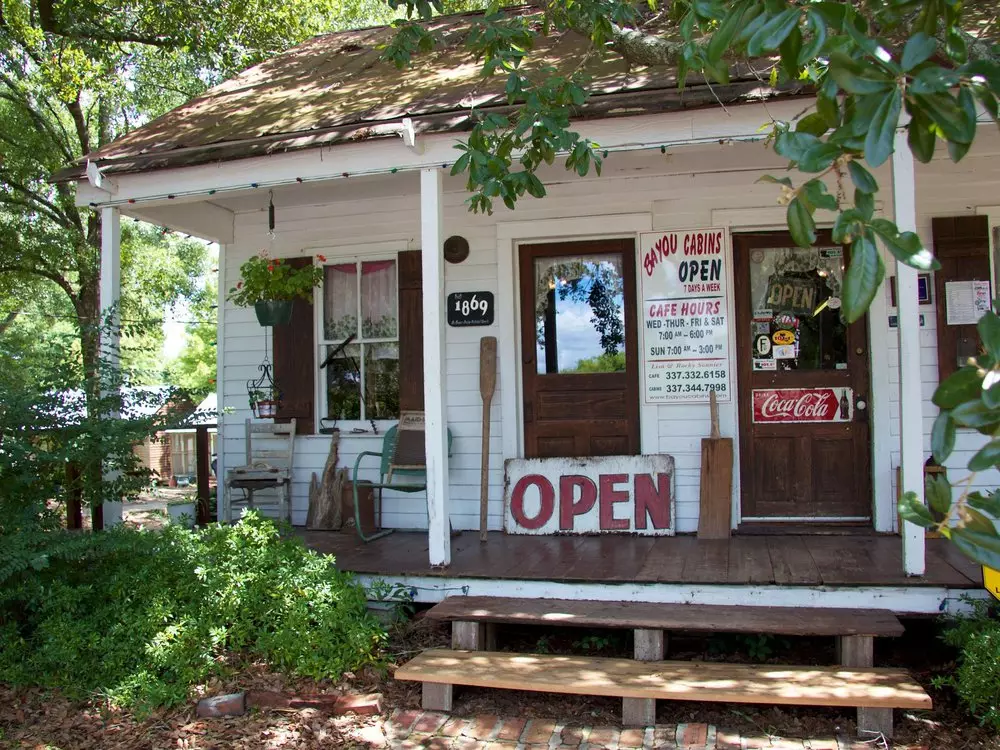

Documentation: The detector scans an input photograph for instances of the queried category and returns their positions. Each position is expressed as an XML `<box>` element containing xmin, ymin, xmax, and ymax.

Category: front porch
<box><xmin>300</xmin><ymin>530</ymin><xmax>984</xmax><ymax>613</ymax></box>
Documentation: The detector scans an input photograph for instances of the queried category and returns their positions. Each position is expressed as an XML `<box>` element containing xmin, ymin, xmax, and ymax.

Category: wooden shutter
<box><xmin>397</xmin><ymin>250</ymin><xmax>424</xmax><ymax>412</ymax></box>
<box><xmin>273</xmin><ymin>257</ymin><xmax>315</xmax><ymax>434</ymax></box>
<box><xmin>931</xmin><ymin>216</ymin><xmax>991</xmax><ymax>383</ymax></box>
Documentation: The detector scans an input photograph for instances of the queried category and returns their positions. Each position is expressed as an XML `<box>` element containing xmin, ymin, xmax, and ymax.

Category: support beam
<box><xmin>892</xmin><ymin>128</ymin><xmax>925</xmax><ymax>576</ymax></box>
<box><xmin>421</xmin><ymin>167</ymin><xmax>451</xmax><ymax>567</ymax></box>
<box><xmin>99</xmin><ymin>206</ymin><xmax>123</xmax><ymax>527</ymax></box>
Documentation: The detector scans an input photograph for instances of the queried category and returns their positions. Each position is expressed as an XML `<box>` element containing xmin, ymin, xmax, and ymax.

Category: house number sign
<box><xmin>447</xmin><ymin>292</ymin><xmax>494</xmax><ymax>327</ymax></box>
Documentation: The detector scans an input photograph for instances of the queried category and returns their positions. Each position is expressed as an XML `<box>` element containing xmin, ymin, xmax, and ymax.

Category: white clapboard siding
<box><xmin>219</xmin><ymin>127</ymin><xmax>1000</xmax><ymax>537</ymax></box>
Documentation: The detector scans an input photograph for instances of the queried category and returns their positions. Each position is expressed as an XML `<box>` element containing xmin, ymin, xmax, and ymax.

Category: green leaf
<box><xmin>898</xmin><ymin>491</ymin><xmax>936</xmax><ymax>528</ymax></box>
<box><xmin>450</xmin><ymin>152</ymin><xmax>471</xmax><ymax>176</ymax></box>
<box><xmin>854</xmin><ymin>189</ymin><xmax>874</xmax><ymax>220</ymax></box>
<box><xmin>914</xmin><ymin>92</ymin><xmax>974</xmax><ymax>144</ymax></box>
<box><xmin>773</xmin><ymin>129</ymin><xmax>820</xmax><ymax>162</ymax></box>
<box><xmin>931</xmin><ymin>410</ymin><xmax>956</xmax><ymax>463</ymax></box>
<box><xmin>934</xmin><ymin>367</ymin><xmax>985</xmax><ymax>409</ymax></box>
<box><xmin>907</xmin><ymin>114</ymin><xmax>937</xmax><ymax>163</ymax></box>
<box><xmin>842</xmin><ymin>234</ymin><xmax>883</xmax><ymax>323</ymax></box>
<box><xmin>801</xmin><ymin>179</ymin><xmax>838</xmax><ymax>211</ymax></box>
<box><xmin>864</xmin><ymin>88</ymin><xmax>901</xmax><ymax>168</ymax></box>
<box><xmin>828</xmin><ymin>51</ymin><xmax>894</xmax><ymax>95</ymax></box>
<box><xmin>796</xmin><ymin>112</ymin><xmax>829</xmax><ymax>137</ymax></box>
<box><xmin>901</xmin><ymin>32</ymin><xmax>936</xmax><ymax>72</ymax></box>
<box><xmin>757</xmin><ymin>174</ymin><xmax>794</xmax><ymax>187</ymax></box>
<box><xmin>951</xmin><ymin>400</ymin><xmax>1000</xmax><ymax>429</ymax></box>
<box><xmin>969</xmin><ymin>491</ymin><xmax>1000</xmax><ymax>520</ymax></box>
<box><xmin>787</xmin><ymin>197</ymin><xmax>816</xmax><ymax>248</ymax></box>
<box><xmin>925</xmin><ymin>473</ymin><xmax>952</xmax><ymax>516</ymax></box>
<box><xmin>747</xmin><ymin>8</ymin><xmax>801</xmax><ymax>56</ymax></box>
<box><xmin>797</xmin><ymin>10</ymin><xmax>827</xmax><ymax>68</ymax></box>
<box><xmin>869</xmin><ymin>219</ymin><xmax>938</xmax><ymax>270</ymax></box>
<box><xmin>847</xmin><ymin>161</ymin><xmax>878</xmax><ymax>193</ymax></box>
<box><xmin>707</xmin><ymin>4</ymin><xmax>747</xmax><ymax>62</ymax></box>
<box><xmin>951</xmin><ymin>528</ymin><xmax>1000</xmax><ymax>570</ymax></box>
<box><xmin>797</xmin><ymin>142</ymin><xmax>841</xmax><ymax>172</ymax></box>
<box><xmin>816</xmin><ymin>92</ymin><xmax>840</xmax><ymax>127</ymax></box>
<box><xmin>969</xmin><ymin>439</ymin><xmax>1000</xmax><ymax>472</ymax></box>
<box><xmin>978</xmin><ymin>312</ymin><xmax>1000</xmax><ymax>361</ymax></box>
<box><xmin>779</xmin><ymin>25</ymin><xmax>803</xmax><ymax>80</ymax></box>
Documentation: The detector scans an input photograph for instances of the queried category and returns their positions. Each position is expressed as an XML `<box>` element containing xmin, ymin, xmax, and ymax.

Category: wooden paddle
<box><xmin>698</xmin><ymin>389</ymin><xmax>733</xmax><ymax>539</ymax></box>
<box><xmin>479</xmin><ymin>336</ymin><xmax>498</xmax><ymax>542</ymax></box>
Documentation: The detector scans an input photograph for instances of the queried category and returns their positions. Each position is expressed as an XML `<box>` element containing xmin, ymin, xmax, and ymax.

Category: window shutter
<box><xmin>273</xmin><ymin>256</ymin><xmax>315</xmax><ymax>434</ymax></box>
<box><xmin>931</xmin><ymin>216</ymin><xmax>990</xmax><ymax>383</ymax></box>
<box><xmin>397</xmin><ymin>250</ymin><xmax>424</xmax><ymax>412</ymax></box>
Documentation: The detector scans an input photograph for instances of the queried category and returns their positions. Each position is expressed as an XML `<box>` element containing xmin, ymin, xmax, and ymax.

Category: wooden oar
<box><xmin>479</xmin><ymin>336</ymin><xmax>498</xmax><ymax>542</ymax></box>
<box><xmin>698</xmin><ymin>389</ymin><xmax>733</xmax><ymax>539</ymax></box>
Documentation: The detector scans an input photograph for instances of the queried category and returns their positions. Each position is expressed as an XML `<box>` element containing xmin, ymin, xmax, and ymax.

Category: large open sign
<box><xmin>504</xmin><ymin>455</ymin><xmax>674</xmax><ymax>535</ymax></box>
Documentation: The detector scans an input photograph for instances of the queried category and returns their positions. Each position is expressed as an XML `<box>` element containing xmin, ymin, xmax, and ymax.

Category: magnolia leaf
<box><xmin>931</xmin><ymin>410</ymin><xmax>956</xmax><ymax>464</ymax></box>
<box><xmin>842</xmin><ymin>234</ymin><xmax>883</xmax><ymax>323</ymax></box>
<box><xmin>901</xmin><ymin>32</ymin><xmax>936</xmax><ymax>72</ymax></box>
<box><xmin>787</xmin><ymin>197</ymin><xmax>816</xmax><ymax>248</ymax></box>
<box><xmin>864</xmin><ymin>88</ymin><xmax>901</xmax><ymax>167</ymax></box>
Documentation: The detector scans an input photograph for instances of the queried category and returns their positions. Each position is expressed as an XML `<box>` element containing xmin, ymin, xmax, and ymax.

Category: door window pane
<box><xmin>365</xmin><ymin>342</ymin><xmax>399</xmax><ymax>419</ymax></box>
<box><xmin>325</xmin><ymin>343</ymin><xmax>362</xmax><ymax>420</ymax></box>
<box><xmin>534</xmin><ymin>254</ymin><xmax>626</xmax><ymax>374</ymax></box>
<box><xmin>748</xmin><ymin>246</ymin><xmax>847</xmax><ymax>371</ymax></box>
<box><xmin>361</xmin><ymin>260</ymin><xmax>397</xmax><ymax>338</ymax></box>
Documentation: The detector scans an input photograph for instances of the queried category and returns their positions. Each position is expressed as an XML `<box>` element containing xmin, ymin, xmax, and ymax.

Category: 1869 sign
<box><xmin>447</xmin><ymin>292</ymin><xmax>494</xmax><ymax>327</ymax></box>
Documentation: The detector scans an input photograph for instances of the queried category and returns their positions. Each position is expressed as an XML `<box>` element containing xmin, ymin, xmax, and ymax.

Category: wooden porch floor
<box><xmin>298</xmin><ymin>530</ymin><xmax>983</xmax><ymax>589</ymax></box>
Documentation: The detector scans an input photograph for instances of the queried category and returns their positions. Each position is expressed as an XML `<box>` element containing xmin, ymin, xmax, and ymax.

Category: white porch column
<box><xmin>892</xmin><ymin>130</ymin><xmax>925</xmax><ymax>575</ymax></box>
<box><xmin>99</xmin><ymin>206</ymin><xmax>123</xmax><ymax>526</ymax></box>
<box><xmin>421</xmin><ymin>167</ymin><xmax>451</xmax><ymax>566</ymax></box>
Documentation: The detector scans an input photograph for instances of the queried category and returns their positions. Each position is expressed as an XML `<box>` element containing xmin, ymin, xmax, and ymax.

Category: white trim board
<box><xmin>356</xmin><ymin>573</ymin><xmax>986</xmax><ymax>614</ymax></box>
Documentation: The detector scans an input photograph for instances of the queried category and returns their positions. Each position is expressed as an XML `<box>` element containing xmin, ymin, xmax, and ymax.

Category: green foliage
<box><xmin>164</xmin><ymin>274</ymin><xmax>218</xmax><ymax>400</ymax></box>
<box><xmin>0</xmin><ymin>514</ymin><xmax>385</xmax><ymax>711</ymax></box>
<box><xmin>227</xmin><ymin>252</ymin><xmax>324</xmax><ymax>306</ymax></box>
<box><xmin>392</xmin><ymin>0</ymin><xmax>995</xmax><ymax>323</ymax></box>
<box><xmin>567</xmin><ymin>351</ymin><xmax>626</xmax><ymax>373</ymax></box>
<box><xmin>935</xmin><ymin>602</ymin><xmax>1000</xmax><ymax>730</ymax></box>
<box><xmin>898</xmin><ymin>307</ymin><xmax>1000</xmax><ymax>567</ymax></box>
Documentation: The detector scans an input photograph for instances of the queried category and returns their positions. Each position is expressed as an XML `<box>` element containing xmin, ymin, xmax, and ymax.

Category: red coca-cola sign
<box><xmin>752</xmin><ymin>388</ymin><xmax>853</xmax><ymax>424</ymax></box>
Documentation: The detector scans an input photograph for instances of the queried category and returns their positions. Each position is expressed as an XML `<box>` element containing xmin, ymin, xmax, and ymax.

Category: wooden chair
<box><xmin>351</xmin><ymin>412</ymin><xmax>452</xmax><ymax>542</ymax></box>
<box><xmin>223</xmin><ymin>419</ymin><xmax>296</xmax><ymax>522</ymax></box>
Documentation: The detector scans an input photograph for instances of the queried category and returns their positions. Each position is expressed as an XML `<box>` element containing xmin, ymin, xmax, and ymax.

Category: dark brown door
<box><xmin>519</xmin><ymin>239</ymin><xmax>640</xmax><ymax>458</ymax></box>
<box><xmin>734</xmin><ymin>233</ymin><xmax>872</xmax><ymax>520</ymax></box>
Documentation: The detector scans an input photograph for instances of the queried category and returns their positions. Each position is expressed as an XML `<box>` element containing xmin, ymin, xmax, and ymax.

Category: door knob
<box><xmin>856</xmin><ymin>399</ymin><xmax>867</xmax><ymax>411</ymax></box>
<box><xmin>855</xmin><ymin>347</ymin><xmax>864</xmax><ymax>355</ymax></box>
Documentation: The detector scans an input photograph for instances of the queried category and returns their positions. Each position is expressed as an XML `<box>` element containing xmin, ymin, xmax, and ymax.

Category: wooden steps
<box><xmin>396</xmin><ymin>649</ymin><xmax>932</xmax><ymax>709</ymax></box>
<box><xmin>424</xmin><ymin>596</ymin><xmax>904</xmax><ymax>637</ymax></box>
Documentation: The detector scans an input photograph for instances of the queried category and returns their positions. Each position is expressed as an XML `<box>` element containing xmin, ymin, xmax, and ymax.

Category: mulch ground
<box><xmin>3</xmin><ymin>610</ymin><xmax>999</xmax><ymax>749</ymax></box>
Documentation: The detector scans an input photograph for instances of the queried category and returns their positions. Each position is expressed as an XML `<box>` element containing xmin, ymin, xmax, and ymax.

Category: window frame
<box><xmin>313</xmin><ymin>245</ymin><xmax>404</xmax><ymax>431</ymax></box>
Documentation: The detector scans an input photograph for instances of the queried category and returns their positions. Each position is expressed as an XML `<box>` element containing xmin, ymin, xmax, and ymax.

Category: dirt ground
<box><xmin>3</xmin><ymin>611</ymin><xmax>999</xmax><ymax>750</ymax></box>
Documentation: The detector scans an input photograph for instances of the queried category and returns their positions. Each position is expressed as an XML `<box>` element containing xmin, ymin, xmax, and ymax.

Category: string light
<box><xmin>84</xmin><ymin>134</ymin><xmax>766</xmax><ymax>210</ymax></box>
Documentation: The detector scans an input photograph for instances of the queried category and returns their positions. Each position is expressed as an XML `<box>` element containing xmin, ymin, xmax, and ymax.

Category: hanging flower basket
<box><xmin>254</xmin><ymin>300</ymin><xmax>294</xmax><ymax>326</ymax></box>
<box><xmin>228</xmin><ymin>251</ymin><xmax>325</xmax><ymax>327</ymax></box>
<box><xmin>253</xmin><ymin>399</ymin><xmax>279</xmax><ymax>419</ymax></box>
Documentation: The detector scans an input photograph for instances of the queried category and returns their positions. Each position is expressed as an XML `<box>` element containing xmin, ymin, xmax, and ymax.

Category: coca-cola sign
<box><xmin>752</xmin><ymin>388</ymin><xmax>853</xmax><ymax>424</ymax></box>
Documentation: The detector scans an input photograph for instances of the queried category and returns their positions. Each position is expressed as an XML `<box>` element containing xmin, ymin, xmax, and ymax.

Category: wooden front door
<box><xmin>734</xmin><ymin>233</ymin><xmax>872</xmax><ymax>520</ymax></box>
<box><xmin>519</xmin><ymin>239</ymin><xmax>640</xmax><ymax>458</ymax></box>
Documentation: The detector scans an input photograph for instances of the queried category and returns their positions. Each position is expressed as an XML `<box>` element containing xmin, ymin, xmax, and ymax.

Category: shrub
<box><xmin>937</xmin><ymin>601</ymin><xmax>1000</xmax><ymax>730</ymax></box>
<box><xmin>0</xmin><ymin>513</ymin><xmax>385</xmax><ymax>711</ymax></box>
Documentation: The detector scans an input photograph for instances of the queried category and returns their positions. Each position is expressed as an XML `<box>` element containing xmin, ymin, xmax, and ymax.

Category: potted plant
<box><xmin>167</xmin><ymin>497</ymin><xmax>197</xmax><ymax>527</ymax></box>
<box><xmin>249</xmin><ymin>387</ymin><xmax>280</xmax><ymax>418</ymax></box>
<box><xmin>228</xmin><ymin>251</ymin><xmax>326</xmax><ymax>326</ymax></box>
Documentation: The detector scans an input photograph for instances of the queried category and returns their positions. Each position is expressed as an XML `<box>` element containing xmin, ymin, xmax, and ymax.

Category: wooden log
<box><xmin>623</xmin><ymin>628</ymin><xmax>666</xmax><ymax>727</ymax></box>
<box><xmin>306</xmin><ymin>432</ymin><xmax>342</xmax><ymax>530</ymax></box>
<box><xmin>839</xmin><ymin>635</ymin><xmax>891</xmax><ymax>738</ymax></box>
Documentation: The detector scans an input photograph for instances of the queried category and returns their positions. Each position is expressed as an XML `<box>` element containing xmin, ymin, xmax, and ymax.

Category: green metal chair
<box><xmin>351</xmin><ymin>424</ymin><xmax>453</xmax><ymax>542</ymax></box>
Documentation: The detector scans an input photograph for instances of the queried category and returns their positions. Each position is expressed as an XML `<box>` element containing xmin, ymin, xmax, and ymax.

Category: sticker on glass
<box><xmin>773</xmin><ymin>312</ymin><xmax>797</xmax><ymax>330</ymax></box>
<box><xmin>750</xmin><ymin>249</ymin><xmax>766</xmax><ymax>264</ymax></box>
<box><xmin>752</xmin><ymin>321</ymin><xmax>770</xmax><ymax>336</ymax></box>
<box><xmin>754</xmin><ymin>334</ymin><xmax>772</xmax><ymax>357</ymax></box>
<box><xmin>753</xmin><ymin>358</ymin><xmax>777</xmax><ymax>371</ymax></box>
<box><xmin>827</xmin><ymin>296</ymin><xmax>842</xmax><ymax>310</ymax></box>
<box><xmin>773</xmin><ymin>344</ymin><xmax>796</xmax><ymax>360</ymax></box>
<box><xmin>819</xmin><ymin>248</ymin><xmax>843</xmax><ymax>259</ymax></box>
<box><xmin>772</xmin><ymin>329</ymin><xmax>795</xmax><ymax>346</ymax></box>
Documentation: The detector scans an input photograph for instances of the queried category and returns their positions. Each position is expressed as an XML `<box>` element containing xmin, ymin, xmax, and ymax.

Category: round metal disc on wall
<box><xmin>444</xmin><ymin>235</ymin><xmax>470</xmax><ymax>264</ymax></box>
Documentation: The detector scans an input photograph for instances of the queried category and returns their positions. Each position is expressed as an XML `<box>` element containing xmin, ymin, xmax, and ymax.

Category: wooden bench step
<box><xmin>424</xmin><ymin>596</ymin><xmax>904</xmax><ymax>637</ymax></box>
<box><xmin>396</xmin><ymin>649</ymin><xmax>931</xmax><ymax>710</ymax></box>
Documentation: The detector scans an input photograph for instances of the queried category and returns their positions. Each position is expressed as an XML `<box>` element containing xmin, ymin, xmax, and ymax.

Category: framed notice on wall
<box><xmin>638</xmin><ymin>229</ymin><xmax>732</xmax><ymax>403</ymax></box>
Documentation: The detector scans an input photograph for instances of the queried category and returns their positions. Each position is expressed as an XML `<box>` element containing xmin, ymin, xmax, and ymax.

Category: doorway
<box><xmin>733</xmin><ymin>232</ymin><xmax>872</xmax><ymax>521</ymax></box>
<box><xmin>518</xmin><ymin>239</ymin><xmax>640</xmax><ymax>458</ymax></box>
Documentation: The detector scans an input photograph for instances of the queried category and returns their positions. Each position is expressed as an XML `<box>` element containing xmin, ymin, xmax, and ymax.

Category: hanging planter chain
<box><xmin>248</xmin><ymin>329</ymin><xmax>281</xmax><ymax>419</ymax></box>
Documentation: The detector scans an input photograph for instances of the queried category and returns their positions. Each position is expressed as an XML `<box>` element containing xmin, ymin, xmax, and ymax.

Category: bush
<box><xmin>0</xmin><ymin>513</ymin><xmax>385</xmax><ymax>711</ymax></box>
<box><xmin>937</xmin><ymin>601</ymin><xmax>1000</xmax><ymax>730</ymax></box>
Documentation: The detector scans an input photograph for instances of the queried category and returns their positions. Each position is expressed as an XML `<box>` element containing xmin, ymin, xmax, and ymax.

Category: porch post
<box><xmin>99</xmin><ymin>206</ymin><xmax>123</xmax><ymax>526</ymax></box>
<box><xmin>892</xmin><ymin>128</ymin><xmax>925</xmax><ymax>575</ymax></box>
<box><xmin>421</xmin><ymin>167</ymin><xmax>451</xmax><ymax>567</ymax></box>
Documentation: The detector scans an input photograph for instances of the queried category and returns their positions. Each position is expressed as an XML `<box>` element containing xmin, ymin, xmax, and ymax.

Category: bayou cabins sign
<box><xmin>504</xmin><ymin>455</ymin><xmax>675</xmax><ymax>535</ymax></box>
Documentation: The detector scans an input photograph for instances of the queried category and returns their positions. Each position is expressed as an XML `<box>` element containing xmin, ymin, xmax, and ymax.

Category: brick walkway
<box><xmin>384</xmin><ymin>709</ymin><xmax>926</xmax><ymax>750</ymax></box>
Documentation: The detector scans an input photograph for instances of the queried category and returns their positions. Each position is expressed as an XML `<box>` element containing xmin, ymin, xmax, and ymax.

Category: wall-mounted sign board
<box><xmin>638</xmin><ymin>229</ymin><xmax>732</xmax><ymax>403</ymax></box>
<box><xmin>504</xmin><ymin>455</ymin><xmax>674</xmax><ymax>535</ymax></box>
<box><xmin>752</xmin><ymin>388</ymin><xmax>853</xmax><ymax>424</ymax></box>
<box><xmin>447</xmin><ymin>292</ymin><xmax>494</xmax><ymax>327</ymax></box>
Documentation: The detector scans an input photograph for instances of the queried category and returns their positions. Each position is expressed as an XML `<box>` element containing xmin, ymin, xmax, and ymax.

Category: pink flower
<box><xmin>317</xmin><ymin>254</ymin><xmax>327</xmax><ymax>262</ymax></box>
<box><xmin>236</xmin><ymin>281</ymin><xmax>242</xmax><ymax>288</ymax></box>
<box><xmin>267</xmin><ymin>264</ymin><xmax>275</xmax><ymax>271</ymax></box>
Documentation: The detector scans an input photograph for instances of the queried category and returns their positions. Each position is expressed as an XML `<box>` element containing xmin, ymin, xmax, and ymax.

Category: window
<box><xmin>320</xmin><ymin>259</ymin><xmax>400</xmax><ymax>423</ymax></box>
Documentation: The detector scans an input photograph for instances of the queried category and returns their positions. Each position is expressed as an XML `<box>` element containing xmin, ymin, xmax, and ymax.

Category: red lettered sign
<box><xmin>752</xmin><ymin>388</ymin><xmax>853</xmax><ymax>423</ymax></box>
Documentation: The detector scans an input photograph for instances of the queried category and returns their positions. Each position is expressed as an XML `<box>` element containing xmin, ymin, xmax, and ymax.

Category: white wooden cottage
<box><xmin>59</xmin><ymin>10</ymin><xmax>998</xmax><ymax>615</ymax></box>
